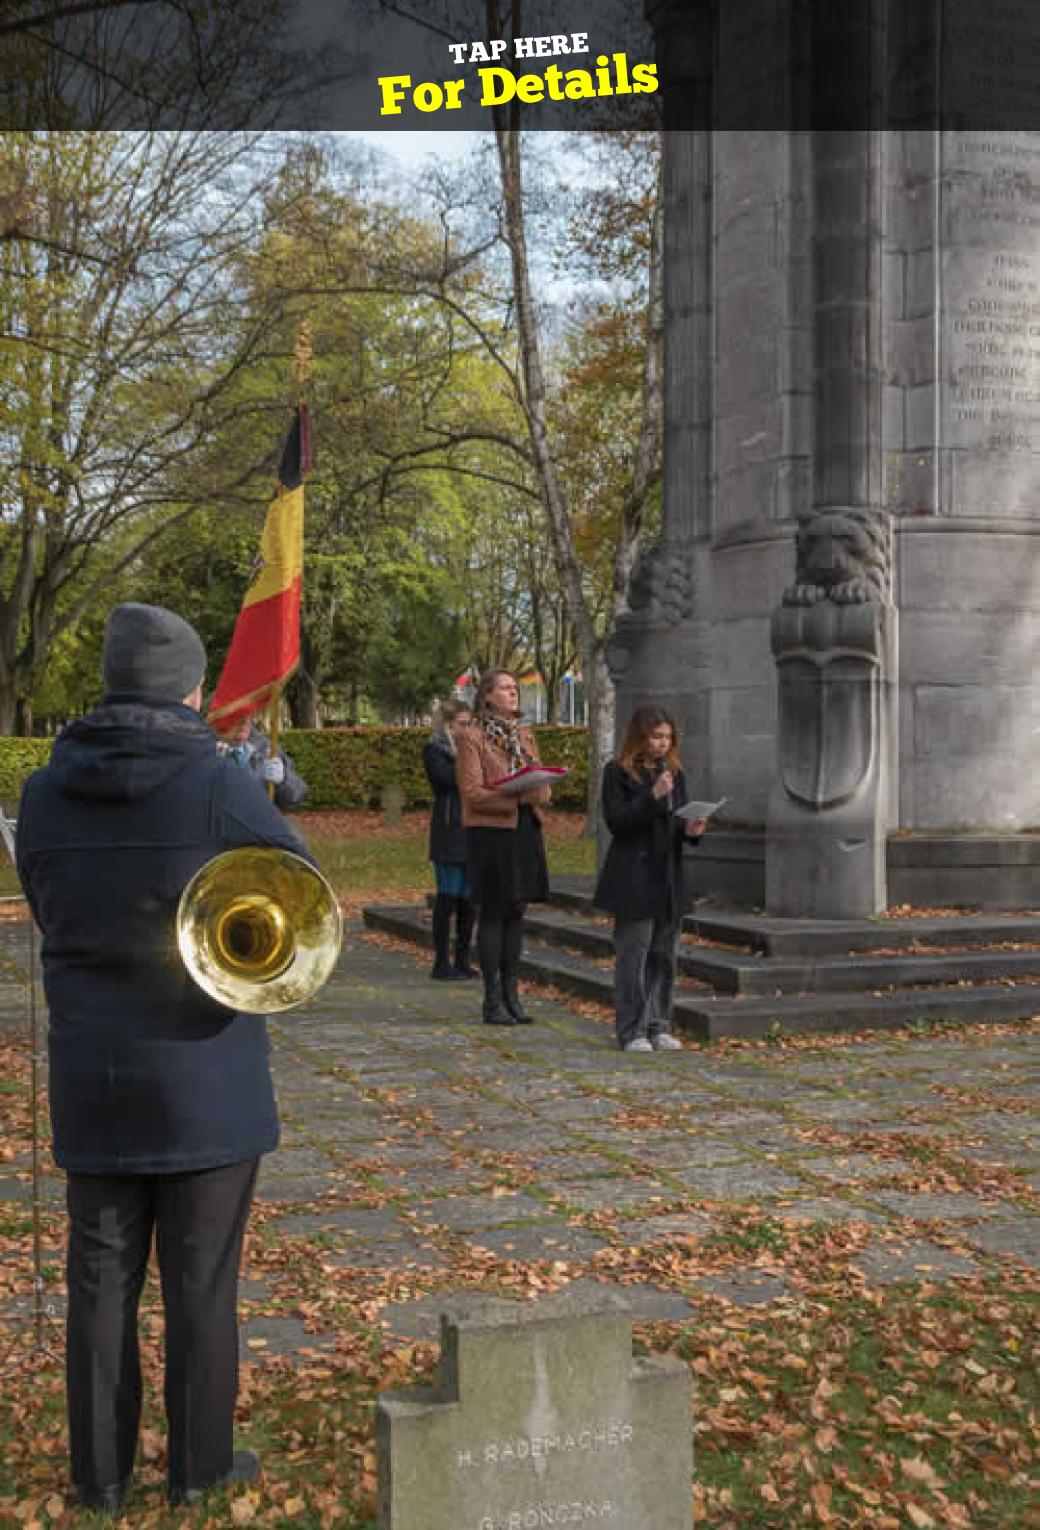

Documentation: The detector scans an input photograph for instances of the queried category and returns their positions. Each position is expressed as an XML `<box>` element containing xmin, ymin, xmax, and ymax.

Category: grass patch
<box><xmin>0</xmin><ymin>811</ymin><xmax>597</xmax><ymax>905</ymax></box>
<box><xmin>661</xmin><ymin>1276</ymin><xmax>1039</xmax><ymax>1528</ymax></box>
<box><xmin>298</xmin><ymin>810</ymin><xmax>595</xmax><ymax>895</ymax></box>
<box><xmin>703</xmin><ymin>1219</ymin><xmax>790</xmax><ymax>1256</ymax></box>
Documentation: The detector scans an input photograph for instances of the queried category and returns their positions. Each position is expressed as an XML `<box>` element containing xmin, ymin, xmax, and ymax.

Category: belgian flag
<box><xmin>209</xmin><ymin>404</ymin><xmax>310</xmax><ymax>729</ymax></box>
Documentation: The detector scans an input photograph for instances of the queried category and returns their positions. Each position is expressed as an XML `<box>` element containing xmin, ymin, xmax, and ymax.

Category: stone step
<box><xmin>690</xmin><ymin>909</ymin><xmax>1040</xmax><ymax>957</ymax></box>
<box><xmin>361</xmin><ymin>904</ymin><xmax>1040</xmax><ymax>1041</ymax></box>
<box><xmin>665</xmin><ymin>985</ymin><xmax>1040</xmax><ymax>1043</ymax></box>
<box><xmin>511</xmin><ymin>905</ymin><xmax>1040</xmax><ymax>996</ymax></box>
<box><xmin>678</xmin><ymin>944</ymin><xmax>1040</xmax><ymax>996</ymax></box>
<box><xmin>544</xmin><ymin>879</ymin><xmax>1040</xmax><ymax>957</ymax></box>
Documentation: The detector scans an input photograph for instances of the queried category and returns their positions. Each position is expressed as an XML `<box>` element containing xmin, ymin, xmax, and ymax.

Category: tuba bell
<box><xmin>177</xmin><ymin>847</ymin><xmax>342</xmax><ymax>1013</ymax></box>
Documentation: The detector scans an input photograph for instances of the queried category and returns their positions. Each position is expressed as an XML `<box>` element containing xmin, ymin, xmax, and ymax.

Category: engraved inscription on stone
<box><xmin>376</xmin><ymin>1288</ymin><xmax>691</xmax><ymax>1530</ymax></box>
<box><xmin>941</xmin><ymin>0</ymin><xmax>1040</xmax><ymax>130</ymax></box>
<box><xmin>941</xmin><ymin>133</ymin><xmax>1040</xmax><ymax>516</ymax></box>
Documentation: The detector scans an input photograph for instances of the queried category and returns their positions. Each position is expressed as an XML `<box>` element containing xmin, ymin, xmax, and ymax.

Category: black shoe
<box><xmin>74</xmin><ymin>1481</ymin><xmax>128</xmax><ymax>1518</ymax></box>
<box><xmin>169</xmin><ymin>1450</ymin><xmax>260</xmax><ymax>1507</ymax></box>
<box><xmin>483</xmin><ymin>1000</ymin><xmax>516</xmax><ymax>1025</ymax></box>
<box><xmin>481</xmin><ymin>975</ymin><xmax>516</xmax><ymax>1026</ymax></box>
<box><xmin>452</xmin><ymin>963</ymin><xmax>478</xmax><ymax>980</ymax></box>
<box><xmin>430</xmin><ymin>963</ymin><xmax>455</xmax><ymax>981</ymax></box>
<box><xmin>454</xmin><ymin>899</ymin><xmax>476</xmax><ymax>974</ymax></box>
<box><xmin>502</xmin><ymin>980</ymin><xmax>533</xmax><ymax>1024</ymax></box>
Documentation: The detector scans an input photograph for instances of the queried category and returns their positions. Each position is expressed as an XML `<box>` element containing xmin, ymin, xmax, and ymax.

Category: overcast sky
<box><xmin>345</xmin><ymin>130</ymin><xmax>488</xmax><ymax>168</ymax></box>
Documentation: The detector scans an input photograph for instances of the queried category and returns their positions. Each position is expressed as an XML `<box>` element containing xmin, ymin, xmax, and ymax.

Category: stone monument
<box><xmin>376</xmin><ymin>1286</ymin><xmax>691</xmax><ymax>1530</ymax></box>
<box><xmin>611</xmin><ymin>0</ymin><xmax>1040</xmax><ymax>915</ymax></box>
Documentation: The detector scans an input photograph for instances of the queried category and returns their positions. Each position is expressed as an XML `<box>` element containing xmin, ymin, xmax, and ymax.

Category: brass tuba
<box><xmin>177</xmin><ymin>847</ymin><xmax>342</xmax><ymax>1013</ymax></box>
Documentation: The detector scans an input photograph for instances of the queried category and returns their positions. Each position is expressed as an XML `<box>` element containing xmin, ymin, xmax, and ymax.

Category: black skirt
<box><xmin>466</xmin><ymin>806</ymin><xmax>549</xmax><ymax>912</ymax></box>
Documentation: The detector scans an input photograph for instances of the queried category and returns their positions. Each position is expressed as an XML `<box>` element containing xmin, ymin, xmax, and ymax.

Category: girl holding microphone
<box><xmin>594</xmin><ymin>704</ymin><xmax>706</xmax><ymax>1052</ymax></box>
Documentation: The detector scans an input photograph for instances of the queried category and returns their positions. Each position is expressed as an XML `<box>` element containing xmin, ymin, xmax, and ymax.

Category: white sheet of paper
<box><xmin>675</xmin><ymin>798</ymin><xmax>727</xmax><ymax>821</ymax></box>
<box><xmin>495</xmin><ymin>767</ymin><xmax>568</xmax><ymax>796</ymax></box>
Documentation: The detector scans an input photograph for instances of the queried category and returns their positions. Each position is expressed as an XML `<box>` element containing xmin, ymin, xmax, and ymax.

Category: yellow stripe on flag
<box><xmin>242</xmin><ymin>483</ymin><xmax>304</xmax><ymax>610</ymax></box>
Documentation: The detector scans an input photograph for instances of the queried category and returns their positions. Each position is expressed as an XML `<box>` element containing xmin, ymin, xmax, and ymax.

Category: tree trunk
<box><xmin>288</xmin><ymin>669</ymin><xmax>319</xmax><ymax>729</ymax></box>
<box><xmin>15</xmin><ymin>695</ymin><xmax>33</xmax><ymax>737</ymax></box>
<box><xmin>492</xmin><ymin>119</ymin><xmax>615</xmax><ymax>837</ymax></box>
<box><xmin>0</xmin><ymin>677</ymin><xmax>17</xmax><ymax>737</ymax></box>
<box><xmin>584</xmin><ymin>643</ymin><xmax>616</xmax><ymax>856</ymax></box>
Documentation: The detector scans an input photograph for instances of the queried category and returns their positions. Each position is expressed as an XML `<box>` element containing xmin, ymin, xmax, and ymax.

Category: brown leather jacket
<box><xmin>456</xmin><ymin>723</ymin><xmax>550</xmax><ymax>829</ymax></box>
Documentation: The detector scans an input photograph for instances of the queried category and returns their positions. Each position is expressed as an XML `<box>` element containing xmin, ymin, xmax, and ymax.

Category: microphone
<box><xmin>653</xmin><ymin>755</ymin><xmax>673</xmax><ymax>807</ymax></box>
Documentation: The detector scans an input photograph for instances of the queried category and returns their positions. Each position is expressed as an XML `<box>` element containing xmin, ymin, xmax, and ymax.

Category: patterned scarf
<box><xmin>479</xmin><ymin>711</ymin><xmax>528</xmax><ymax>772</ymax></box>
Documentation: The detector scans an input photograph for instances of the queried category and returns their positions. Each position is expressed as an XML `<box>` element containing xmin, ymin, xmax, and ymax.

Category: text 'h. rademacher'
<box><xmin>209</xmin><ymin>404</ymin><xmax>311</xmax><ymax>729</ymax></box>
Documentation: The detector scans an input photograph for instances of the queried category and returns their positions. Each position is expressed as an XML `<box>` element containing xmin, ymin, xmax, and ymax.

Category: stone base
<box><xmin>688</xmin><ymin>831</ymin><xmax>1040</xmax><ymax>911</ymax></box>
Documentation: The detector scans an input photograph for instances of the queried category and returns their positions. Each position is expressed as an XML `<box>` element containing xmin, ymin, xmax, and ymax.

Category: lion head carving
<box><xmin>784</xmin><ymin>509</ymin><xmax>892</xmax><ymax>606</ymax></box>
<box><xmin>628</xmin><ymin>544</ymin><xmax>694</xmax><ymax>623</ymax></box>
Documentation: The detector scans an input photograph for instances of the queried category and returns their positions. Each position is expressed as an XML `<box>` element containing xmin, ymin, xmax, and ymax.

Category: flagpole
<box><xmin>264</xmin><ymin>321</ymin><xmax>314</xmax><ymax>800</ymax></box>
<box><xmin>267</xmin><ymin>688</ymin><xmax>281</xmax><ymax>800</ymax></box>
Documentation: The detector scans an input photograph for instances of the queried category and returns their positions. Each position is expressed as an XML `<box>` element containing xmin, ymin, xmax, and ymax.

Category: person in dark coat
<box><xmin>16</xmin><ymin>603</ymin><xmax>308</xmax><ymax>1515</ymax></box>
<box><xmin>593</xmin><ymin>704</ymin><xmax>706</xmax><ymax>1052</ymax></box>
<box><xmin>213</xmin><ymin>713</ymin><xmax>308</xmax><ymax>812</ymax></box>
<box><xmin>422</xmin><ymin>698</ymin><xmax>477</xmax><ymax>980</ymax></box>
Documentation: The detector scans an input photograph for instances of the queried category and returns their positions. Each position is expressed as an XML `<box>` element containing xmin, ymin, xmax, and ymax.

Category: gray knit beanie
<box><xmin>102</xmin><ymin>603</ymin><xmax>207</xmax><ymax>702</ymax></box>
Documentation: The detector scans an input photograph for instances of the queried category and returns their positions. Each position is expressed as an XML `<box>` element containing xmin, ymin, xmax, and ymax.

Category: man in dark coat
<box><xmin>16</xmin><ymin>603</ymin><xmax>307</xmax><ymax>1515</ymax></box>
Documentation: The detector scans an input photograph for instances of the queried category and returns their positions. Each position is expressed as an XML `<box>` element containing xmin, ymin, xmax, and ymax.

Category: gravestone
<box><xmin>377</xmin><ymin>1285</ymin><xmax>691</xmax><ymax>1530</ymax></box>
<box><xmin>381</xmin><ymin>783</ymin><xmax>405</xmax><ymax>828</ymax></box>
<box><xmin>611</xmin><ymin>1</ymin><xmax>1040</xmax><ymax>915</ymax></box>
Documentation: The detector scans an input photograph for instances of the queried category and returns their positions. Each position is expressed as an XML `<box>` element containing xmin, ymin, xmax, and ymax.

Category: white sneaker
<box><xmin>651</xmin><ymin>1033</ymin><xmax>682</xmax><ymax>1051</ymax></box>
<box><xmin>623</xmin><ymin>1037</ymin><xmax>654</xmax><ymax>1053</ymax></box>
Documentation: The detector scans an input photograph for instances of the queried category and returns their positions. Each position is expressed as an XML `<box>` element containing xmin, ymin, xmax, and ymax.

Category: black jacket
<box><xmin>16</xmin><ymin>698</ymin><xmax>308</xmax><ymax>1175</ymax></box>
<box><xmin>593</xmin><ymin>759</ymin><xmax>695</xmax><ymax>923</ymax></box>
<box><xmin>422</xmin><ymin>736</ymin><xmax>466</xmax><ymax>864</ymax></box>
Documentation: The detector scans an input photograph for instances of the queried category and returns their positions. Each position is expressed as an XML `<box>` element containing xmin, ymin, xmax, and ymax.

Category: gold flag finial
<box><xmin>292</xmin><ymin>321</ymin><xmax>313</xmax><ymax>396</ymax></box>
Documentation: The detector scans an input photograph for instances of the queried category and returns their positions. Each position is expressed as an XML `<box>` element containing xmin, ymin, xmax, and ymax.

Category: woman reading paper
<box><xmin>594</xmin><ymin>704</ymin><xmax>707</xmax><ymax>1052</ymax></box>
<box><xmin>455</xmin><ymin>669</ymin><xmax>559</xmax><ymax>1028</ymax></box>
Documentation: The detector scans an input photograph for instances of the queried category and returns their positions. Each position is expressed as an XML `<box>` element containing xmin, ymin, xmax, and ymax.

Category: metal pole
<box><xmin>0</xmin><ymin>813</ymin><xmax>57</xmax><ymax>1371</ymax></box>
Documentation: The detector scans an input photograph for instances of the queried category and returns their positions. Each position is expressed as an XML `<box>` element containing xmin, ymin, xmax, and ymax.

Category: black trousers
<box><xmin>65</xmin><ymin>1158</ymin><xmax>258</xmax><ymax>1498</ymax></box>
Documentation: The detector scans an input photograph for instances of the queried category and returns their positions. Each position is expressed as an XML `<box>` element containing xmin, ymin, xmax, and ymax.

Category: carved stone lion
<box><xmin>627</xmin><ymin>543</ymin><xmax>695</xmax><ymax>624</ymax></box>
<box><xmin>783</xmin><ymin>508</ymin><xmax>893</xmax><ymax>606</ymax></box>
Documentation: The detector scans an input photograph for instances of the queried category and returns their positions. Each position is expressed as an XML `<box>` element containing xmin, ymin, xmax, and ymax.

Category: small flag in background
<box><xmin>209</xmin><ymin>404</ymin><xmax>311</xmax><ymax>730</ymax></box>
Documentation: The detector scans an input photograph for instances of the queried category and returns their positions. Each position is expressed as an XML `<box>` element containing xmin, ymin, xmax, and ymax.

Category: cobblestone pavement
<box><xmin>1</xmin><ymin>925</ymin><xmax>1037</xmax><ymax>1355</ymax></box>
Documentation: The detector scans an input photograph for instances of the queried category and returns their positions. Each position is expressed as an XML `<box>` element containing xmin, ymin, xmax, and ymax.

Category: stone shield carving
<box><xmin>776</xmin><ymin>650</ymin><xmax>879</xmax><ymax>810</ymax></box>
<box><xmin>772</xmin><ymin>601</ymin><xmax>884</xmax><ymax>812</ymax></box>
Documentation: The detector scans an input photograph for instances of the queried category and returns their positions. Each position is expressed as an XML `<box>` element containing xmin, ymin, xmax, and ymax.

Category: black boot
<box><xmin>481</xmin><ymin>972</ymin><xmax>515</xmax><ymax>1026</ymax></box>
<box><xmin>501</xmin><ymin>974</ymin><xmax>533</xmax><ymax>1024</ymax></box>
<box><xmin>501</xmin><ymin>913</ymin><xmax>533</xmax><ymax>1023</ymax></box>
<box><xmin>453</xmin><ymin>897</ymin><xmax>477</xmax><ymax>979</ymax></box>
<box><xmin>430</xmin><ymin>893</ymin><xmax>454</xmax><ymax>979</ymax></box>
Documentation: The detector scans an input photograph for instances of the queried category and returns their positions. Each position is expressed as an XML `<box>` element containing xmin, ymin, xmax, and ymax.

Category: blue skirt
<box><xmin>433</xmin><ymin>860</ymin><xmax>470</xmax><ymax>898</ymax></box>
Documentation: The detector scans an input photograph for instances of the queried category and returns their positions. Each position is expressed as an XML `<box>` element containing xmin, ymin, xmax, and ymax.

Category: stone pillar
<box><xmin>765</xmin><ymin>0</ymin><xmax>898</xmax><ymax>917</ymax></box>
<box><xmin>767</xmin><ymin>523</ymin><xmax>897</xmax><ymax>917</ymax></box>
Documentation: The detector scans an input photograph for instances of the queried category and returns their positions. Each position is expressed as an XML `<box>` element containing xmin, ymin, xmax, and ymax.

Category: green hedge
<box><xmin>0</xmin><ymin>727</ymin><xmax>589</xmax><ymax>813</ymax></box>
<box><xmin>281</xmin><ymin>725</ymin><xmax>589</xmax><ymax>810</ymax></box>
<box><xmin>0</xmin><ymin>740</ymin><xmax>55</xmax><ymax>810</ymax></box>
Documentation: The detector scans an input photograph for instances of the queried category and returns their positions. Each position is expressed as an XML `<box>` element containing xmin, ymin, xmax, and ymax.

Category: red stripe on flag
<box><xmin>209</xmin><ymin>578</ymin><xmax>302</xmax><ymax>726</ymax></box>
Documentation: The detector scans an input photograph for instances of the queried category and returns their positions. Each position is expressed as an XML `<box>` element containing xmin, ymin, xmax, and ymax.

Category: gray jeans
<box><xmin>612</xmin><ymin>916</ymin><xmax>680</xmax><ymax>1048</ymax></box>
